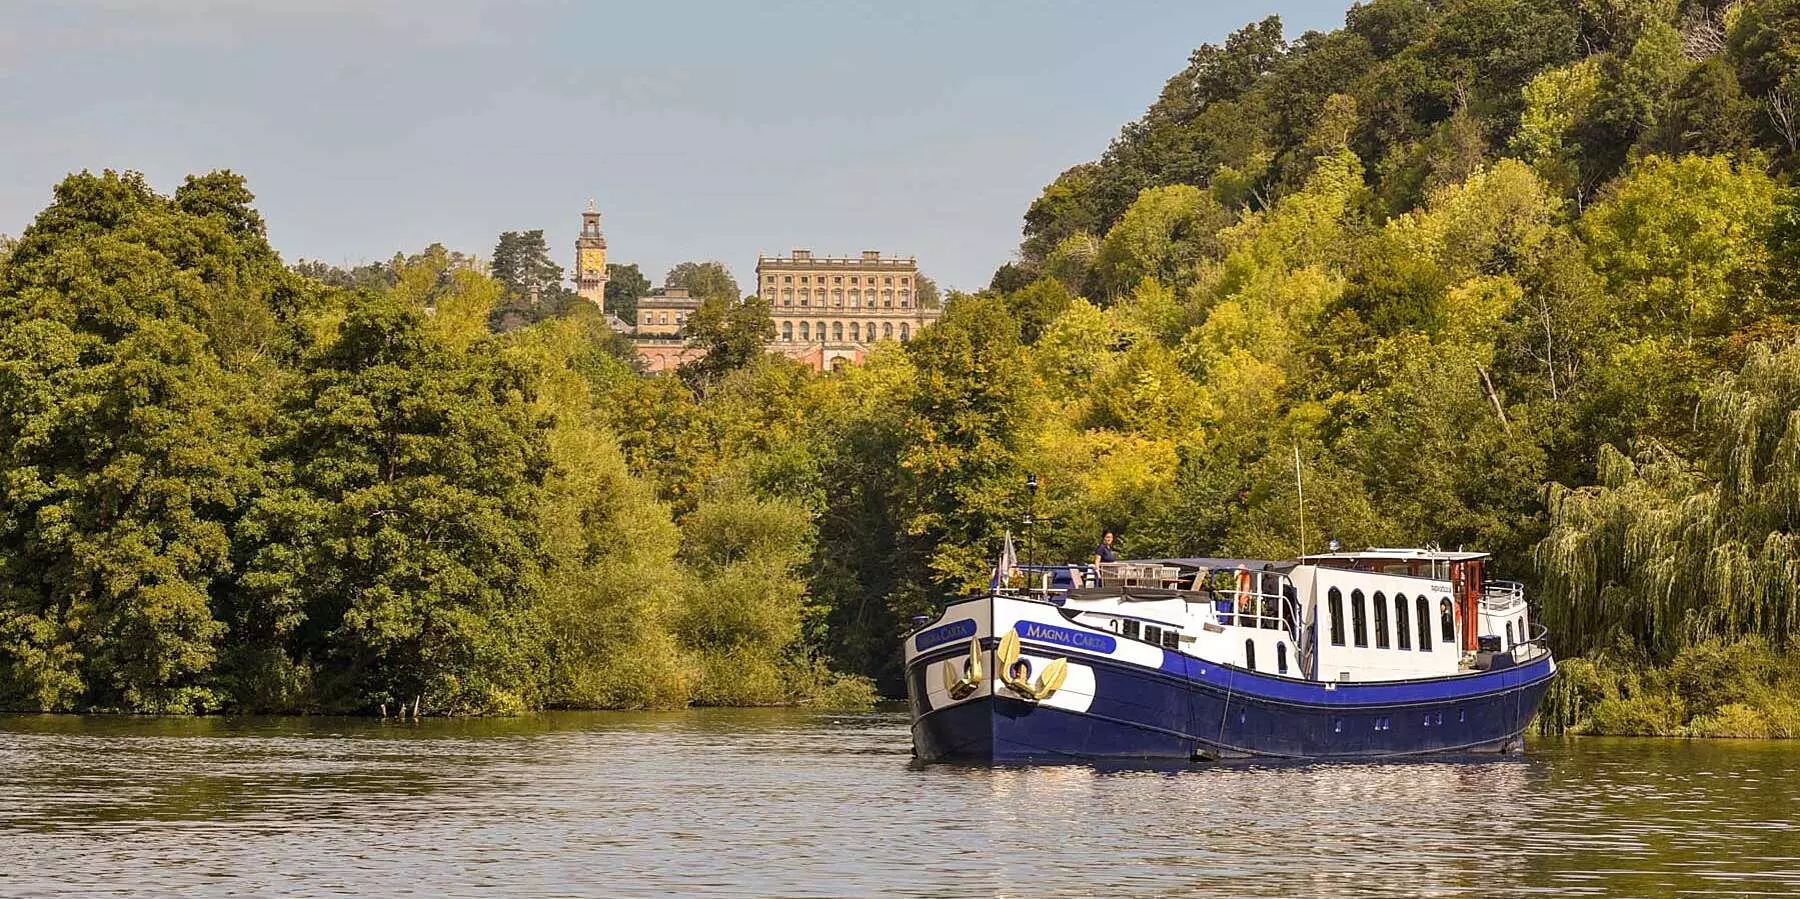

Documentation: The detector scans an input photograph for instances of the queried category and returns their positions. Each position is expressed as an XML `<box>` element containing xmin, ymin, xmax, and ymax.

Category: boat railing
<box><xmin>1481</xmin><ymin>580</ymin><xmax>1526</xmax><ymax>612</ymax></box>
<box><xmin>1196</xmin><ymin>570</ymin><xmax>1302</xmax><ymax>643</ymax></box>
<box><xmin>1511</xmin><ymin>622</ymin><xmax>1551</xmax><ymax>662</ymax></box>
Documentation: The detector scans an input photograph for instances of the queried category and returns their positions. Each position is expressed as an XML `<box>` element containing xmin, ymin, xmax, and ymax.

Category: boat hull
<box><xmin>906</xmin><ymin>596</ymin><xmax>1556</xmax><ymax>763</ymax></box>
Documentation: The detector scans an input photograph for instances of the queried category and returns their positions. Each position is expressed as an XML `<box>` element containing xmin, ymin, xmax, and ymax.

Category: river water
<box><xmin>0</xmin><ymin>709</ymin><xmax>1794</xmax><ymax>898</ymax></box>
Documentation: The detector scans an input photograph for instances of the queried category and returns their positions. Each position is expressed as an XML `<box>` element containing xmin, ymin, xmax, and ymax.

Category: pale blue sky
<box><xmin>1</xmin><ymin>1</ymin><xmax>1353</xmax><ymax>292</ymax></box>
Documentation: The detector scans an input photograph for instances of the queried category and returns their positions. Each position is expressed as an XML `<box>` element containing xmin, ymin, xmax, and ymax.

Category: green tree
<box><xmin>605</xmin><ymin>262</ymin><xmax>651</xmax><ymax>321</ymax></box>
<box><xmin>239</xmin><ymin>296</ymin><xmax>553</xmax><ymax>714</ymax></box>
<box><xmin>490</xmin><ymin>230</ymin><xmax>564</xmax><ymax>300</ymax></box>
<box><xmin>0</xmin><ymin>170</ymin><xmax>291</xmax><ymax>712</ymax></box>
<box><xmin>897</xmin><ymin>294</ymin><xmax>1034</xmax><ymax>592</ymax></box>
<box><xmin>678</xmin><ymin>294</ymin><xmax>776</xmax><ymax>393</ymax></box>
<box><xmin>665</xmin><ymin>261</ymin><xmax>740</xmax><ymax>303</ymax></box>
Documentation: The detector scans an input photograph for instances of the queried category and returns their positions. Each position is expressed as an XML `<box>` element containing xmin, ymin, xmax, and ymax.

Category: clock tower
<box><xmin>574</xmin><ymin>199</ymin><xmax>609</xmax><ymax>307</ymax></box>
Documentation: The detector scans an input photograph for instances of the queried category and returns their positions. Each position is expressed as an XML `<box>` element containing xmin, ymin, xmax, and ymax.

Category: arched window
<box><xmin>1351</xmin><ymin>589</ymin><xmax>1368</xmax><ymax>647</ymax></box>
<box><xmin>1395</xmin><ymin>594</ymin><xmax>1412</xmax><ymax>651</ymax></box>
<box><xmin>867</xmin><ymin>321</ymin><xmax>877</xmax><ymax>339</ymax></box>
<box><xmin>1505</xmin><ymin>621</ymin><xmax>1514</xmax><ymax>649</ymax></box>
<box><xmin>883</xmin><ymin>322</ymin><xmax>893</xmax><ymax>339</ymax></box>
<box><xmin>799</xmin><ymin>321</ymin><xmax>810</xmax><ymax>340</ymax></box>
<box><xmin>832</xmin><ymin>321</ymin><xmax>843</xmax><ymax>341</ymax></box>
<box><xmin>899</xmin><ymin>323</ymin><xmax>910</xmax><ymax>340</ymax></box>
<box><xmin>850</xmin><ymin>322</ymin><xmax>861</xmax><ymax>341</ymax></box>
<box><xmin>1417</xmin><ymin>596</ymin><xmax>1433</xmax><ymax>652</ymax></box>
<box><xmin>1277</xmin><ymin>642</ymin><xmax>1289</xmax><ymax>675</ymax></box>
<box><xmin>781</xmin><ymin>321</ymin><xmax>792</xmax><ymax>341</ymax></box>
<box><xmin>1372</xmin><ymin>591</ymin><xmax>1390</xmax><ymax>649</ymax></box>
<box><xmin>1441</xmin><ymin>598</ymin><xmax>1456</xmax><ymax>644</ymax></box>
<box><xmin>1328</xmin><ymin>588</ymin><xmax>1345</xmax><ymax>646</ymax></box>
<box><xmin>1245</xmin><ymin>639</ymin><xmax>1257</xmax><ymax>671</ymax></box>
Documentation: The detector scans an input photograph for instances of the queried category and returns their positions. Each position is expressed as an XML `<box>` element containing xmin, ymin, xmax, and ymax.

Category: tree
<box><xmin>1580</xmin><ymin>154</ymin><xmax>1778</xmax><ymax>341</ymax></box>
<box><xmin>896</xmin><ymin>294</ymin><xmax>1034</xmax><ymax>592</ymax></box>
<box><xmin>665</xmin><ymin>261</ymin><xmax>740</xmax><ymax>303</ymax></box>
<box><xmin>605</xmin><ymin>262</ymin><xmax>651</xmax><ymax>321</ymax></box>
<box><xmin>678</xmin><ymin>294</ymin><xmax>775</xmax><ymax>393</ymax></box>
<box><xmin>1095</xmin><ymin>185</ymin><xmax>1230</xmax><ymax>298</ymax></box>
<box><xmin>914</xmin><ymin>274</ymin><xmax>942</xmax><ymax>309</ymax></box>
<box><xmin>0</xmin><ymin>170</ymin><xmax>292</xmax><ymax>712</ymax></box>
<box><xmin>490</xmin><ymin>230</ymin><xmax>564</xmax><ymax>300</ymax></box>
<box><xmin>1538</xmin><ymin>342</ymin><xmax>1800</xmax><ymax>660</ymax></box>
<box><xmin>239</xmin><ymin>295</ymin><xmax>553</xmax><ymax>714</ymax></box>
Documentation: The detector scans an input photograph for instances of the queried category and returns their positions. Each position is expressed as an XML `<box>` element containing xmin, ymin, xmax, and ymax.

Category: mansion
<box><xmin>574</xmin><ymin>205</ymin><xmax>941</xmax><ymax>372</ymax></box>
<box><xmin>757</xmin><ymin>249</ymin><xmax>939</xmax><ymax>370</ymax></box>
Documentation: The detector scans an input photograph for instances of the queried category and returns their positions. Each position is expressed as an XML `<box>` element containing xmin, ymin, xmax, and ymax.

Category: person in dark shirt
<box><xmin>1093</xmin><ymin>531</ymin><xmax>1118</xmax><ymax>565</ymax></box>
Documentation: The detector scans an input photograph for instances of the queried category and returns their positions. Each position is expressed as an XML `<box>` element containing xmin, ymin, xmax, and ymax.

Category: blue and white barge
<box><xmin>905</xmin><ymin>549</ymin><xmax>1554</xmax><ymax>763</ymax></box>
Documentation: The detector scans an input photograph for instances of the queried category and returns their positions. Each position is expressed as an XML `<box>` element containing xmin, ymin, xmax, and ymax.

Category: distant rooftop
<box><xmin>759</xmin><ymin>248</ymin><xmax>916</xmax><ymax>267</ymax></box>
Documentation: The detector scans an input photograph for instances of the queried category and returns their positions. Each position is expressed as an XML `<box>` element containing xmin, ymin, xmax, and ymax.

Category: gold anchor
<box><xmin>996</xmin><ymin>630</ymin><xmax>1070</xmax><ymax>701</ymax></box>
<box><xmin>942</xmin><ymin>638</ymin><xmax>982</xmax><ymax>700</ymax></box>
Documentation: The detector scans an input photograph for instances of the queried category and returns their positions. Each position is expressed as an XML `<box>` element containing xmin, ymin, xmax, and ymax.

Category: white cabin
<box><xmin>1025</xmin><ymin>549</ymin><xmax>1541</xmax><ymax>684</ymax></box>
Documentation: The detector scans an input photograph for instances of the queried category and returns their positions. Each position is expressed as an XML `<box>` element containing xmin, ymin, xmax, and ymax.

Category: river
<box><xmin>0</xmin><ymin>709</ymin><xmax>1794</xmax><ymax>897</ymax></box>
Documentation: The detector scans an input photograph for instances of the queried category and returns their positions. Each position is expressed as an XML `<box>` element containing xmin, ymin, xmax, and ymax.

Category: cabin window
<box><xmin>1145</xmin><ymin>624</ymin><xmax>1162</xmax><ymax>645</ymax></box>
<box><xmin>1161</xmin><ymin>629</ymin><xmax>1179</xmax><ymax>649</ymax></box>
<box><xmin>1244</xmin><ymin>639</ymin><xmax>1257</xmax><ymax>671</ymax></box>
<box><xmin>1441</xmin><ymin>598</ymin><xmax>1456</xmax><ymax>644</ymax></box>
<box><xmin>1123</xmin><ymin>620</ymin><xmax>1140</xmax><ymax>640</ymax></box>
<box><xmin>1416</xmin><ymin>596</ymin><xmax>1433</xmax><ymax>652</ymax></box>
<box><xmin>1395</xmin><ymin>595</ymin><xmax>1412</xmax><ymax>651</ymax></box>
<box><xmin>1277</xmin><ymin>642</ymin><xmax>1289</xmax><ymax>674</ymax></box>
<box><xmin>1328</xmin><ymin>588</ymin><xmax>1346</xmax><ymax>646</ymax></box>
<box><xmin>1351</xmin><ymin>590</ymin><xmax>1369</xmax><ymax>647</ymax></box>
<box><xmin>1372</xmin><ymin>591</ymin><xmax>1390</xmax><ymax>649</ymax></box>
<box><xmin>1505</xmin><ymin>621</ymin><xmax>1514</xmax><ymax>649</ymax></box>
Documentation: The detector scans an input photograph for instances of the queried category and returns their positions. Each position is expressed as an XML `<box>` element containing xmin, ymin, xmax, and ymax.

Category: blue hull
<box><xmin>909</xmin><ymin>639</ymin><xmax>1555</xmax><ymax>763</ymax></box>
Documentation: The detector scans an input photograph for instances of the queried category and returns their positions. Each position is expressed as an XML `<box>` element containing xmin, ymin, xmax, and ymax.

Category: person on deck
<box><xmin>1092</xmin><ymin>531</ymin><xmax>1118</xmax><ymax>565</ymax></box>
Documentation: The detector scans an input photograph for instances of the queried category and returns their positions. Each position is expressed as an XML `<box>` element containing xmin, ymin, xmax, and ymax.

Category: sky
<box><xmin>1</xmin><ymin>0</ymin><xmax>1355</xmax><ymax>293</ymax></box>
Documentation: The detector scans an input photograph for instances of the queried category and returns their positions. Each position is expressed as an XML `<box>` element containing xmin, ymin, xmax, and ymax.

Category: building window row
<box><xmin>767</xmin><ymin>273</ymin><xmax>912</xmax><ymax>287</ymax></box>
<box><xmin>778</xmin><ymin>320</ymin><xmax>910</xmax><ymax>343</ymax></box>
<box><xmin>777</xmin><ymin>288</ymin><xmax>911</xmax><ymax>309</ymax></box>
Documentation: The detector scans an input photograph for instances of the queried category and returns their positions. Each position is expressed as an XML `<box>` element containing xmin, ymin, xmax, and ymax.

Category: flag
<box><xmin>989</xmin><ymin>530</ymin><xmax>1019</xmax><ymax>590</ymax></box>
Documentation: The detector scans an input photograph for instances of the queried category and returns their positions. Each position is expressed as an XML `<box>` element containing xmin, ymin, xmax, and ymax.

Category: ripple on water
<box><xmin>0</xmin><ymin>712</ymin><xmax>1796</xmax><ymax>897</ymax></box>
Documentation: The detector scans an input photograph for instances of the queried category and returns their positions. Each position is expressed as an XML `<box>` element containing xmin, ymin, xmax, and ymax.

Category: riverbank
<box><xmin>1543</xmin><ymin>637</ymin><xmax>1800</xmax><ymax>739</ymax></box>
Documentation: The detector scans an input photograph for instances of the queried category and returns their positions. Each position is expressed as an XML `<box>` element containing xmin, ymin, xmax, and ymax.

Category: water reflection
<box><xmin>0</xmin><ymin>711</ymin><xmax>1794</xmax><ymax>897</ymax></box>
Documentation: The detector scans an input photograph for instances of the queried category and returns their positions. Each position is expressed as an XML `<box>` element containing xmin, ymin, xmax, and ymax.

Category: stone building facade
<box><xmin>756</xmin><ymin>250</ymin><xmax>939</xmax><ymax>364</ymax></box>
<box><xmin>634</xmin><ymin>287</ymin><xmax>702</xmax><ymax>337</ymax></box>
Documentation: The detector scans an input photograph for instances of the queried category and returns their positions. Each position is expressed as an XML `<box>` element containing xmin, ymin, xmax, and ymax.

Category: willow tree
<box><xmin>1537</xmin><ymin>341</ymin><xmax>1800</xmax><ymax>659</ymax></box>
